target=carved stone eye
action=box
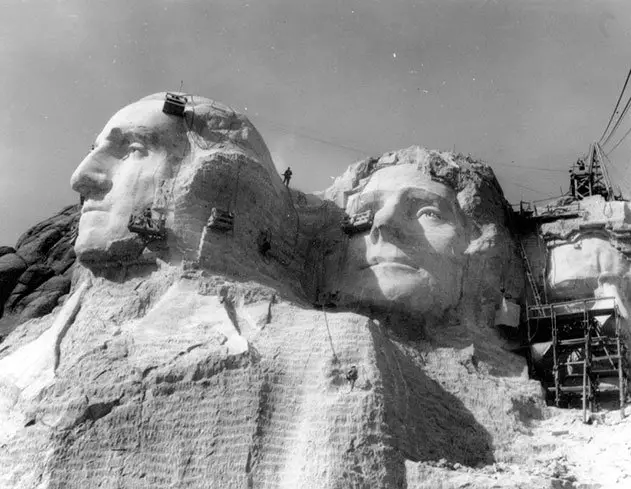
[417,207,443,221]
[127,142,148,158]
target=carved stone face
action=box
[543,199,631,318]
[548,235,631,319]
[548,238,629,296]
[70,100,187,266]
[337,164,469,317]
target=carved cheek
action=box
[421,223,459,254]
[110,151,164,209]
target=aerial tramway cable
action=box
[599,68,631,144]
[602,94,631,148]
[606,124,631,157]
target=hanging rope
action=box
[321,306,339,364]
[230,157,243,213]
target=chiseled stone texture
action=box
[522,195,631,326]
[0,269,542,489]
[0,97,547,488]
[316,146,524,335]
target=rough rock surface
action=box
[0,254,27,313]
[0,95,612,488]
[0,246,16,258]
[0,204,79,331]
[522,195,631,332]
[0,268,548,489]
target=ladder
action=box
[551,301,627,422]
[518,241,542,308]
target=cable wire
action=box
[603,152,631,199]
[599,68,631,144]
[602,94,631,148]
[606,124,631,156]
[503,180,554,197]
[493,161,566,173]
[252,115,370,155]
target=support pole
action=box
[617,309,625,419]
[582,305,588,423]
[583,306,593,424]
[552,311,560,407]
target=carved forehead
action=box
[97,100,183,143]
[363,164,458,202]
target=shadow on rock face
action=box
[367,323,495,472]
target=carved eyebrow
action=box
[405,188,454,209]
[403,189,463,222]
[103,127,155,146]
[126,127,156,145]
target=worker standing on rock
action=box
[282,167,292,187]
[346,365,358,391]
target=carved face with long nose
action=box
[70,100,188,266]
[337,164,470,318]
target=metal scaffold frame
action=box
[569,142,615,201]
[526,297,627,422]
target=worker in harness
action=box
[282,167,293,187]
[143,207,153,224]
[346,365,358,390]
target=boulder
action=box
[5,264,55,310]
[17,275,71,319]
[19,294,64,319]
[0,205,79,321]
[47,241,76,275]
[17,264,55,289]
[16,227,63,266]
[0,253,27,307]
[14,204,78,250]
[35,275,71,294]
[0,246,16,258]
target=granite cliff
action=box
[0,94,626,489]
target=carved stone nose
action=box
[70,152,113,197]
[369,194,406,244]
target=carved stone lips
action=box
[81,204,109,214]
[361,257,418,270]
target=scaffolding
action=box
[569,142,615,201]
[518,241,543,308]
[527,297,627,422]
